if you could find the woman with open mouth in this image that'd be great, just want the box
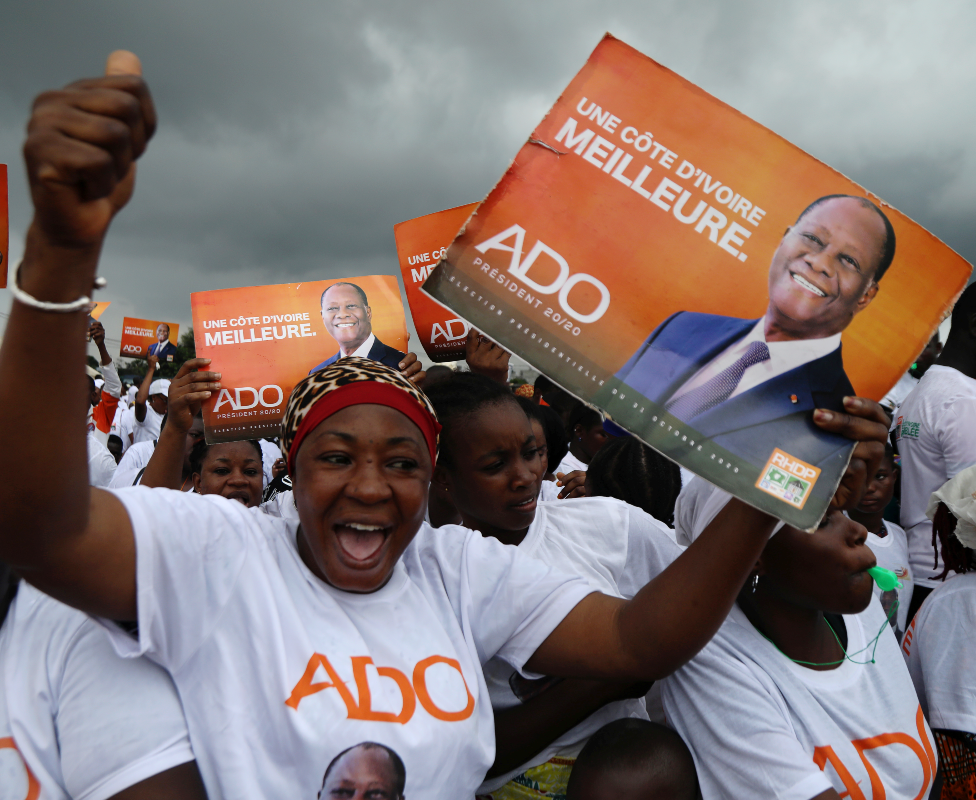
[662,482,937,800]
[1,57,891,800]
[422,370,889,799]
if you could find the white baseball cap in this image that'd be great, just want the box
[149,378,171,397]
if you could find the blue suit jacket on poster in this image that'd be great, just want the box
[147,340,178,361]
[308,337,406,375]
[615,311,854,470]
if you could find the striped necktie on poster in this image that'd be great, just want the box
[665,340,771,420]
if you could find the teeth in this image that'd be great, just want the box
[347,523,384,531]
[791,273,827,297]
[336,323,356,327]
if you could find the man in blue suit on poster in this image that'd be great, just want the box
[147,322,178,362]
[616,194,896,471]
[309,282,406,374]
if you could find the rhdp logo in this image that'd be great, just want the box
[756,448,821,509]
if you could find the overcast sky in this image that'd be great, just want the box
[1,0,973,364]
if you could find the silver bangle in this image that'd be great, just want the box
[9,261,107,313]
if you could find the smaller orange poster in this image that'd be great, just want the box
[395,203,477,362]
[120,317,180,361]
[192,276,407,443]
[88,301,111,320]
[0,165,7,289]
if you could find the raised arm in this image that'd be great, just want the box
[140,358,218,490]
[134,354,158,423]
[527,398,889,681]
[0,52,163,620]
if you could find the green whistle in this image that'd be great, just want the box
[868,565,902,592]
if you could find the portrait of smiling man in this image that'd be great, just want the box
[147,322,178,361]
[615,193,896,470]
[309,282,406,374]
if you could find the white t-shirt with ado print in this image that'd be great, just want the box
[864,521,914,640]
[662,597,936,800]
[478,497,682,793]
[903,572,976,736]
[100,487,594,800]
[0,582,195,800]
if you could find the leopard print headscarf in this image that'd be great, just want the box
[281,356,439,472]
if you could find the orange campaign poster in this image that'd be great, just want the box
[0,165,7,289]
[88,301,111,320]
[423,34,972,530]
[192,276,408,443]
[120,317,181,361]
[395,203,477,362]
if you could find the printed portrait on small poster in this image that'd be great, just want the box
[120,317,180,361]
[192,276,408,442]
[423,34,971,530]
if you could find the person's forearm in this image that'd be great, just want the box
[0,231,102,562]
[488,678,632,779]
[139,424,187,490]
[96,339,111,366]
[101,359,122,399]
[134,364,153,419]
[613,499,775,679]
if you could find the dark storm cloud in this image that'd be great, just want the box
[1,0,973,352]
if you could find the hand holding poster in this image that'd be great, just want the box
[422,34,972,530]
[192,276,407,442]
[395,203,477,362]
[120,317,180,361]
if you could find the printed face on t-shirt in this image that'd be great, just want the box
[760,508,876,614]
[192,442,264,507]
[435,400,545,538]
[292,404,432,593]
[318,744,404,800]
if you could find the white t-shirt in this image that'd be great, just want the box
[115,406,135,452]
[109,440,156,488]
[132,404,164,444]
[258,489,299,520]
[896,365,976,586]
[662,598,936,800]
[555,451,587,476]
[99,487,593,800]
[257,440,281,489]
[538,479,561,502]
[478,497,682,793]
[903,572,976,735]
[0,582,195,800]
[864,520,914,639]
[87,431,117,489]
[880,371,918,413]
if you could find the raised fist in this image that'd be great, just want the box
[23,51,156,251]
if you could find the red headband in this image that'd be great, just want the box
[287,381,441,474]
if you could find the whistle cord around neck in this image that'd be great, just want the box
[756,602,898,668]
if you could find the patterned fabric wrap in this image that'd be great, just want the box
[476,757,576,800]
[280,356,439,470]
[934,730,976,800]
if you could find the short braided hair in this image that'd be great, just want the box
[586,437,682,526]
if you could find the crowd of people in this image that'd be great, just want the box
[1,51,974,800]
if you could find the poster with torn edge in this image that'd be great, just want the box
[422,34,971,531]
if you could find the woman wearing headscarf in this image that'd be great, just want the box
[0,53,889,800]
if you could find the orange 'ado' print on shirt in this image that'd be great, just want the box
[0,736,41,800]
[285,653,475,724]
[812,706,936,800]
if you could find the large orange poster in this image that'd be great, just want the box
[120,317,180,361]
[192,276,407,442]
[395,203,477,362]
[423,35,972,530]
